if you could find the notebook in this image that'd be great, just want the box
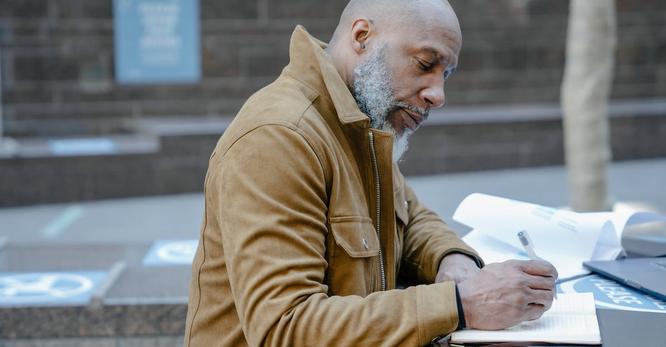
[583,257,666,302]
[450,293,601,345]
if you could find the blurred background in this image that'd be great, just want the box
[0,0,664,345]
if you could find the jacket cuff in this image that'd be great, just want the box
[415,282,459,346]
[455,284,466,330]
[436,249,484,269]
[428,247,484,284]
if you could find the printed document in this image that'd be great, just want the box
[453,193,666,281]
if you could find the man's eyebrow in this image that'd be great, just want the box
[420,46,443,60]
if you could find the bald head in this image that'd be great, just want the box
[327,0,462,87]
[331,0,460,46]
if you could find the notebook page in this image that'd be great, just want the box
[450,293,601,345]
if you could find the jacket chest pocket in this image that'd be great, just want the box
[327,217,380,296]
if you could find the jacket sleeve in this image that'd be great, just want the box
[213,124,462,347]
[397,170,484,285]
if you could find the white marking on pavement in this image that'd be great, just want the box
[40,206,84,238]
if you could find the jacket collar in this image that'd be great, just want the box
[283,26,369,126]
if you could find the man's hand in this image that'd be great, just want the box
[435,253,481,284]
[457,259,558,330]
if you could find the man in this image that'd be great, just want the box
[184,0,558,346]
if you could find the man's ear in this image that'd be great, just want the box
[350,18,373,54]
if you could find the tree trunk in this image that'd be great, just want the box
[561,0,617,212]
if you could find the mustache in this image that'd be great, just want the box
[393,102,429,119]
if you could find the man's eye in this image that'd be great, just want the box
[417,60,433,72]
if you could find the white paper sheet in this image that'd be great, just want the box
[454,193,666,281]
[462,229,528,264]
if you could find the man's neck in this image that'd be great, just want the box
[325,43,354,91]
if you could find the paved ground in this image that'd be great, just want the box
[1,158,665,246]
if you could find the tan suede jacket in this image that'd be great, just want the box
[184,26,482,347]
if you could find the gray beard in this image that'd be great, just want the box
[352,45,413,163]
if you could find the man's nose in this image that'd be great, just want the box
[420,82,446,109]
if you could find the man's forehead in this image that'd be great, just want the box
[388,4,462,54]
[398,26,462,59]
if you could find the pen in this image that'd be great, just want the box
[517,230,540,260]
[517,230,557,299]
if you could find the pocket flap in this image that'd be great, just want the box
[394,186,409,226]
[329,217,380,258]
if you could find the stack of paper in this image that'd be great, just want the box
[451,293,601,345]
[453,193,666,281]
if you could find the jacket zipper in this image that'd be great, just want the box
[368,131,386,291]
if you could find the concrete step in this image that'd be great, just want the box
[0,242,190,339]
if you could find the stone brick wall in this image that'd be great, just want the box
[0,133,217,206]
[0,0,664,137]
[449,0,666,105]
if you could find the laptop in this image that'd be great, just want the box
[583,257,666,302]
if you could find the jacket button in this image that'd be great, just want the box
[404,200,408,207]
[362,238,369,250]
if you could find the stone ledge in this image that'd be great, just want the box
[0,135,160,159]
[0,303,187,339]
[429,98,666,125]
[0,335,183,347]
[124,116,232,137]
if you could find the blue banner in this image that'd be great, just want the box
[558,274,666,313]
[114,0,201,84]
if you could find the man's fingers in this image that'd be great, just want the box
[524,287,555,309]
[525,303,547,321]
[518,260,558,279]
[525,273,556,291]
